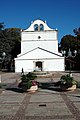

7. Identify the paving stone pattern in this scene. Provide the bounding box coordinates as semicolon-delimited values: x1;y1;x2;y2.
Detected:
0;72;80;120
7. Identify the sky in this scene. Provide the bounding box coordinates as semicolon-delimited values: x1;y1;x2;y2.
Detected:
0;0;80;43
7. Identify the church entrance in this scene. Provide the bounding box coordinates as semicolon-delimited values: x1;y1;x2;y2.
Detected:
35;61;42;71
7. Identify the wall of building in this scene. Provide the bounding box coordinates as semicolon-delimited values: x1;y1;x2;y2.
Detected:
15;19;65;72
21;31;58;54
15;58;65;72
21;41;58;54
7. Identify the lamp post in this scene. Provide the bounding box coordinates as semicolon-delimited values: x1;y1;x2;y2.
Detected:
2;52;6;58
62;48;77;76
2;52;6;69
0;52;6;83
1;52;6;69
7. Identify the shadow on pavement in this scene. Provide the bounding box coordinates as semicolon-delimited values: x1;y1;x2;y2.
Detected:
6;87;23;93
39;82;62;92
4;81;80;93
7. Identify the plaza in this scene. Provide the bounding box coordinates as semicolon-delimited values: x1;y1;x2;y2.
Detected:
0;72;80;120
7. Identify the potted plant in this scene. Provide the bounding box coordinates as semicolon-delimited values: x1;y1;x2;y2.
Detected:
55;74;77;91
18;72;38;92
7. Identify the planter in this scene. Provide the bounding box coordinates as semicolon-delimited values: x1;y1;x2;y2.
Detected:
18;72;38;92
27;85;38;92
59;74;77;91
67;84;76;91
61;84;76;91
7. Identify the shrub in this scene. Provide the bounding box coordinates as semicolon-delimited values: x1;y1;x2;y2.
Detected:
18;72;37;91
55;74;77;88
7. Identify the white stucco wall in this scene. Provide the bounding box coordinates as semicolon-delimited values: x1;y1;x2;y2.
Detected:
43;59;65;71
15;19;65;72
21;31;57;41
15;58;65;73
21;31;58;54
21;41;58;54
15;60;33;72
16;47;62;59
24;19;53;31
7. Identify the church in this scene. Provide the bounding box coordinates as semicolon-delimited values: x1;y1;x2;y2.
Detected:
15;19;65;72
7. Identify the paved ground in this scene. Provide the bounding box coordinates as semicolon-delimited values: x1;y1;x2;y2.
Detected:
0;72;80;120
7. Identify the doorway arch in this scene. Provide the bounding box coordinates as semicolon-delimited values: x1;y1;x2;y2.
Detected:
35;61;42;71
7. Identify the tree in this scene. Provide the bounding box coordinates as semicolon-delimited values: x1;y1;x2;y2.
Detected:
0;22;4;30
73;27;80;35
4;28;21;58
0;24;21;71
0;28;21;58
60;35;78;52
60;33;80;70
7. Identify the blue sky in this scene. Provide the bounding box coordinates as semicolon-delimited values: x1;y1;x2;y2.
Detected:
0;0;80;43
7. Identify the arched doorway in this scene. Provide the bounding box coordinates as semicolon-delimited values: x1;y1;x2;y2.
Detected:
36;61;42;71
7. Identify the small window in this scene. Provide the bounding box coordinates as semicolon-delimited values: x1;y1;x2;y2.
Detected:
34;24;38;31
40;24;44;31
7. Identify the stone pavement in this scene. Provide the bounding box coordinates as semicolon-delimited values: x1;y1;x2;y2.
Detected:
0;72;80;120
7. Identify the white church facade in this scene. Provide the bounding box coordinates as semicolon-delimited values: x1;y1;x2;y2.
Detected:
15;19;65;72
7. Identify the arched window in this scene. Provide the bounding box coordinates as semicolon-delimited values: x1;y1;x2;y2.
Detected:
34;24;38;31
40;24;44;31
